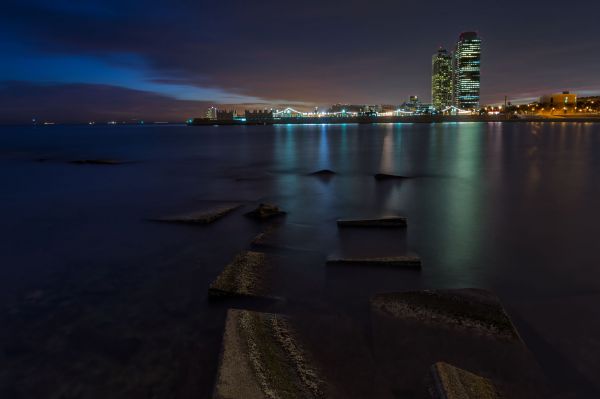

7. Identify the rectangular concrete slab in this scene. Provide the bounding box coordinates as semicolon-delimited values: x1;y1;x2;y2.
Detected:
152;203;241;224
213;309;326;399
371;289;520;340
429;362;499;399
208;251;274;299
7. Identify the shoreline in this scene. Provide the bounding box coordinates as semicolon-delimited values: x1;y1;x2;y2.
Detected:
3;115;599;127
189;115;600;126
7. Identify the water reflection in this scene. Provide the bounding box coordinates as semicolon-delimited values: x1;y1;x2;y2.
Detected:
318;124;330;170
337;124;349;171
273;124;301;202
266;122;597;291
419;123;487;288
379;124;395;173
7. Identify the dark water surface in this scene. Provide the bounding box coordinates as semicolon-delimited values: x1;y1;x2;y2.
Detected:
1;123;599;398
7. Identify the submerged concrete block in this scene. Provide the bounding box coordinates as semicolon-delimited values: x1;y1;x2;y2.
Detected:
249;223;292;249
245;203;286;220
251;223;325;253
429;362;499;399
151;204;241;224
251;231;270;248
371;289;519;340
327;255;421;269
208;251;273;299
336;216;407;228
251;223;281;249
213;309;325;399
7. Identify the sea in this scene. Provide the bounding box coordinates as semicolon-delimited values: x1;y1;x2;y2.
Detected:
1;122;599;398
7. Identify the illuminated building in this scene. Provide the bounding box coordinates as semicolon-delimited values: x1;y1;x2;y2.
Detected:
540;91;577;106
205;106;217;120
400;96;421;113
431;47;453;109
380;104;397;112
453;32;481;109
245;110;274;123
362;105;383;113
217;110;234;120
329;104;364;113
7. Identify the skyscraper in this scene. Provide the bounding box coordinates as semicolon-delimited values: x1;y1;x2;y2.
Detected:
205;106;218;119
453;32;481;109
431;48;453;110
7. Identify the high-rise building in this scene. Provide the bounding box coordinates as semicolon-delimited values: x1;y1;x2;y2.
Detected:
431;48;453;110
205;106;218;120
453;32;481;109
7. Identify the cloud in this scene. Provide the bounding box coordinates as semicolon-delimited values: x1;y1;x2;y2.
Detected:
0;82;319;124
0;41;266;104
0;82;209;123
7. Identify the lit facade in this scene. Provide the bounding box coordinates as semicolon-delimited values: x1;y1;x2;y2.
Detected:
217;110;234;120
453;32;481;109
245;110;274;122
540;91;577;106
205;106;218;120
431;48;453;109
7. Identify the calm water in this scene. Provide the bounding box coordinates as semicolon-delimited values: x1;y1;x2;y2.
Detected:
1;123;599;398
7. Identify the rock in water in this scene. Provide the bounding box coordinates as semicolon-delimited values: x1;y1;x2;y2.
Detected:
151;204;241;224
374;173;409;180
429;362;499;399
371;289;520;340
309;169;336;176
245;203;286;220
327;255;422;269
208;251;273;299
336;216;407;228
213;309;326;399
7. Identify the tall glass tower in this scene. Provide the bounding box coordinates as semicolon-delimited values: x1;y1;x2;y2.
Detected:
431;48;453;110
453;32;481;109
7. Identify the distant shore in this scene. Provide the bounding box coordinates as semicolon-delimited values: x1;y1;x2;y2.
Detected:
189;115;600;126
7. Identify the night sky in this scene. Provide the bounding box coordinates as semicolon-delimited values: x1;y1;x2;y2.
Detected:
1;0;599;123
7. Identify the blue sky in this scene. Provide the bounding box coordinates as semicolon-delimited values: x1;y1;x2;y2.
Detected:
0;39;264;103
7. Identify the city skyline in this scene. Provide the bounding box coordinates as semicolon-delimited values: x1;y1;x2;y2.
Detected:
1;0;600;123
